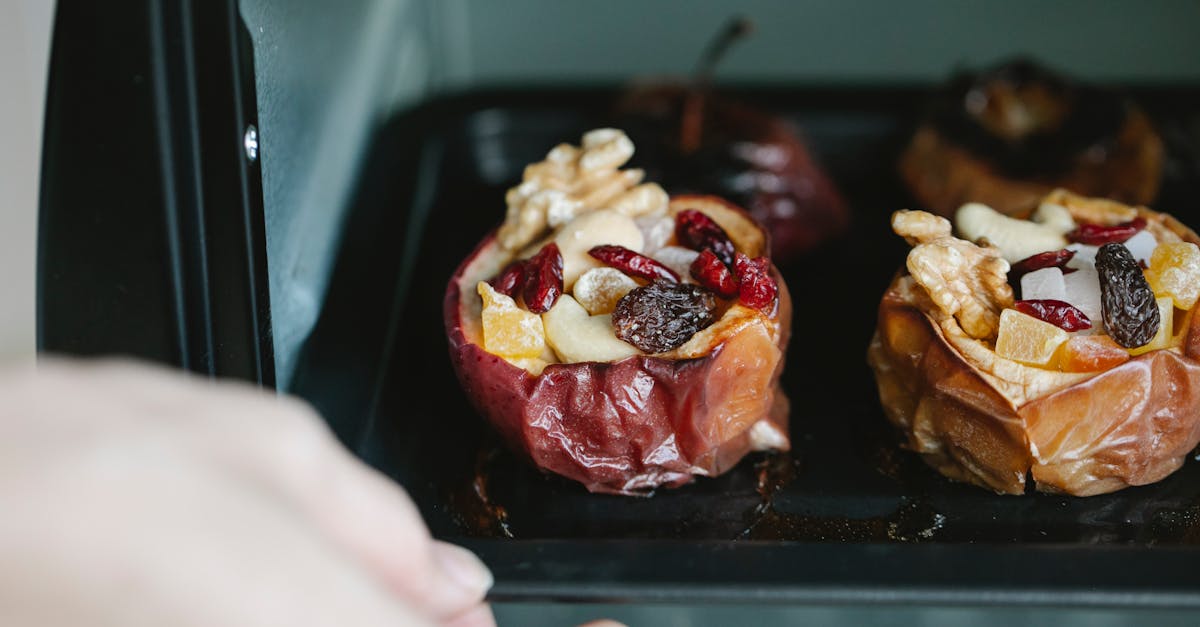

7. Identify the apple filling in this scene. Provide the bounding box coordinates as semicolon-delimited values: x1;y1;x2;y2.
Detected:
893;189;1200;404
462;129;779;374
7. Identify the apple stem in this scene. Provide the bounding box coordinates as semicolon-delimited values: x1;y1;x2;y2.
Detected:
681;16;754;154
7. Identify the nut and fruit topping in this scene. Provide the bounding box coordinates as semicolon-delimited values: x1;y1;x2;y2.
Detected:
477;282;546;359
554;209;645;289
690;249;739;298
733;253;777;310
521;242;565;314
954;202;1069;262
1096;243;1160;349
1067;218;1147;246
588;244;680;282
1146;241;1200;310
995;308;1069;367
675;209;737;266
1059;335;1130;372
1013;299;1092;332
612;280;718;353
488;260;526;298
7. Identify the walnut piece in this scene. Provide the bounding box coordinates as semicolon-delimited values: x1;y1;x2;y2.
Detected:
893;210;1014;340
498;129;666;251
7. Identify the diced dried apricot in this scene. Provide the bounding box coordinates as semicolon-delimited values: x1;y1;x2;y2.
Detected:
1059;334;1130;372
995;309;1069;367
1128;297;1174;356
477;281;546;359
1146;241;1200;310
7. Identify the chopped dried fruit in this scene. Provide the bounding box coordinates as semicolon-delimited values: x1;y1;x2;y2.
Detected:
653;246;701;279
1067;218;1146;245
1059;334;1131;372
690;249;739;298
612;280;717;353
1122;230;1158;265
588;244;680;282
1146;241;1200;310
1018;267;1066;301
734;253;777;310
477;282;546;359
522;242;564;314
995;309;1069;367
488;260;526;298
573;267;638;315
1128;297;1174;357
675;209;736;266
1063;267;1103;328
1097;243;1160;348
1014;299;1092;332
1008;249;1076;284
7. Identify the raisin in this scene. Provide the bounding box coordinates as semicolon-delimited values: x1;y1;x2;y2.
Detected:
675;209;736;266
734;253;777;310
690;249;739;298
488;260;526;298
588;245;680;282
1014;299;1092;332
522;242;564;314
611;280;717;353
1067;218;1146;246
1096;242;1159;348
1008;249;1077;285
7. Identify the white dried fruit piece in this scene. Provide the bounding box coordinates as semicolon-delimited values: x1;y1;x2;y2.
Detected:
476;282;546;359
573;267;639;315
542;295;642;363
498;129;644;251
1122;230;1158;265
554;209;644;290
955;202;1068;262
653;246;701;281
893;210;1013;340
636;214;675;254
1020;267;1066;301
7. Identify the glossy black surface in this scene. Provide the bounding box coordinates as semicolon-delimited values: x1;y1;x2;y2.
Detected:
290;87;1200;604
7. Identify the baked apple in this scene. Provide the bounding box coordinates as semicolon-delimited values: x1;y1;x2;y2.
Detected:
868;189;1200;496
616;18;849;261
444;129;792;495
900;59;1164;217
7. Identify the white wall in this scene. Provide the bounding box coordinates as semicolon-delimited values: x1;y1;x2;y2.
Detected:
0;0;54;361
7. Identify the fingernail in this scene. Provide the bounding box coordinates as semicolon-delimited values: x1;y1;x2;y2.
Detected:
433;541;494;596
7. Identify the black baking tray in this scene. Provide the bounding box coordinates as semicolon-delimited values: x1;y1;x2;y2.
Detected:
289;86;1200;606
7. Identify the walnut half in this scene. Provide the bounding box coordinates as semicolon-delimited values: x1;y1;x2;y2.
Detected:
892;210;1014;340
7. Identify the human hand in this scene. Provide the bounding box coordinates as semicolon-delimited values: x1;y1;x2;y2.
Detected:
0;359;493;626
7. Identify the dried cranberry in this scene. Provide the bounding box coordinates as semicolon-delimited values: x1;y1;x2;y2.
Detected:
612;280;717;353
488;260;526;298
675;209;736;266
690;249;739;298
1008;249;1077;284
1066;218;1147;245
522;242;563;314
1014;300;1092;332
734;253;777;310
588;245;680;282
1096;243;1159;348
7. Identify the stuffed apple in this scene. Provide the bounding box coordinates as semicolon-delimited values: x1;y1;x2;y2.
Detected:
444;129;791;495
868;189;1200;496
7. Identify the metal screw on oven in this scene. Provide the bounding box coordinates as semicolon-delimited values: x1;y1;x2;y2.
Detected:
243;125;259;163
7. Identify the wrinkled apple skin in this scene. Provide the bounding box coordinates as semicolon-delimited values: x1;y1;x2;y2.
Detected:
868;198;1200;496
444;205;791;495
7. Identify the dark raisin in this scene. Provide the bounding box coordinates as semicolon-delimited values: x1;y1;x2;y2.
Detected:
690;249;739;298
588;245;680;282
1014;299;1092;332
1067;218;1146;245
734;253;777;310
522;243;563;314
675;209;736;266
611;280;717;353
1096;243;1160;348
488;260;526;298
